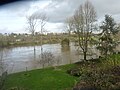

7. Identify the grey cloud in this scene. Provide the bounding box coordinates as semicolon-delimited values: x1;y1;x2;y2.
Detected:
47;0;120;23
1;0;120;22
1;1;31;11
0;1;32;17
90;0;120;20
1;0;120;30
33;0;84;23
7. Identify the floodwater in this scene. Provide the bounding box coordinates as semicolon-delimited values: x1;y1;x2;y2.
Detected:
0;43;99;74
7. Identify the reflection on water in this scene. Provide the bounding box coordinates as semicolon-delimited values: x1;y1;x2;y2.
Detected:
61;45;70;52
61;45;71;64
0;42;99;74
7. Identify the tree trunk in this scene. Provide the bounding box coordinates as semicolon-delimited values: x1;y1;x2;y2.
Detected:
34;46;36;60
83;51;87;61
33;35;36;60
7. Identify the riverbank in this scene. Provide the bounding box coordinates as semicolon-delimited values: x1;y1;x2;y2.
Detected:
0;33;74;48
4;64;78;90
0;40;60;49
3;54;120;90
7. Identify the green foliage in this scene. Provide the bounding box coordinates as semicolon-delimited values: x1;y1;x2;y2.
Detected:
104;54;120;66
68;54;120;89
79;67;120;89
97;15;119;56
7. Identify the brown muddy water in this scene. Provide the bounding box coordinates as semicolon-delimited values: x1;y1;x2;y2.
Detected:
0;42;99;74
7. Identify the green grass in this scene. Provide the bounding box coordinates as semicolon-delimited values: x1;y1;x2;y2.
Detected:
5;64;78;90
4;54;120;90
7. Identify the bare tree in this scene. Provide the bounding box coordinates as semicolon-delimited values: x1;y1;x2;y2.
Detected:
39;51;54;68
27;14;38;36
27;12;47;62
71;1;97;61
38;13;47;54
26;14;38;55
65;17;74;39
31;13;48;65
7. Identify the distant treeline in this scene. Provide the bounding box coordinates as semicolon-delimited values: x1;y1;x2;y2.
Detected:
0;33;76;48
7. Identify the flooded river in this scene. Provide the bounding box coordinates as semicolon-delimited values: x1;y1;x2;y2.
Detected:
0;43;99;74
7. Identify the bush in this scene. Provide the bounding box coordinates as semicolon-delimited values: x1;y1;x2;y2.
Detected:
61;38;70;46
71;56;120;90
67;68;81;77
74;66;120;90
39;51;55;68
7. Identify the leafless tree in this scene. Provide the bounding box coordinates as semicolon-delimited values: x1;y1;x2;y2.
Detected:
64;17;74;38
27;13;47;59
55;56;61;66
26;14;38;56
38;13;48;54
39;51;54;68
27;14;38;36
71;1;97;61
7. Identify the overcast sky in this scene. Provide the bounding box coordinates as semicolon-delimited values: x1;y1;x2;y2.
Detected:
0;0;120;34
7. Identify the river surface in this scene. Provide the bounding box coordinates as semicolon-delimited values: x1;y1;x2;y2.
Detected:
0;43;99;74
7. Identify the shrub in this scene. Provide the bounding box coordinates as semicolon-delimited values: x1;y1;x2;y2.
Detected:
67;68;81;77
75;66;120;90
39;51;55;68
61;38;70;46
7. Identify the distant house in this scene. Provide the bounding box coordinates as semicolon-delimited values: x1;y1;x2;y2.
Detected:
16;39;21;42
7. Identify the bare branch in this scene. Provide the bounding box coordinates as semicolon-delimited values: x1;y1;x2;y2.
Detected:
26;14;38;36
66;1;97;60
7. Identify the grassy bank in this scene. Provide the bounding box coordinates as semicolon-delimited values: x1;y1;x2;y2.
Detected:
4;54;120;90
4;64;78;90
